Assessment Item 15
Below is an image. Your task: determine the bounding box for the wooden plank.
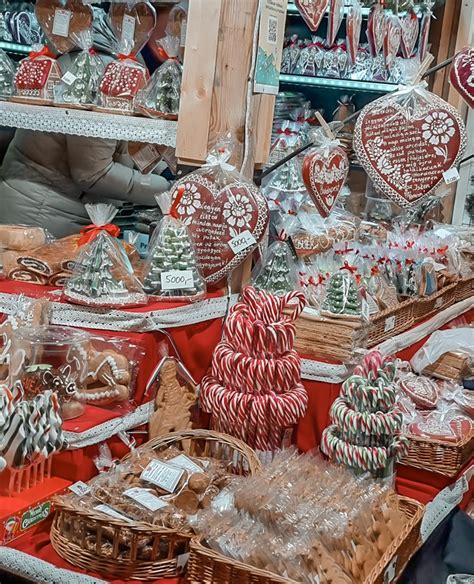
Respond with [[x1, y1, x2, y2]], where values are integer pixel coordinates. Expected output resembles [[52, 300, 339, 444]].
[[176, 0, 222, 164], [432, 0, 458, 98], [447, 0, 474, 111]]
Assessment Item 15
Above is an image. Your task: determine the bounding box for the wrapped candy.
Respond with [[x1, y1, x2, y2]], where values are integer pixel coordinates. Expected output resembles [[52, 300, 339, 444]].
[[143, 187, 206, 301], [13, 45, 62, 105], [64, 204, 147, 308], [136, 35, 182, 119], [0, 49, 15, 100]]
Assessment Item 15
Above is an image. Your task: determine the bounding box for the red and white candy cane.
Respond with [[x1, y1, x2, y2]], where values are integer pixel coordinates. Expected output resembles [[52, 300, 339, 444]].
[[321, 426, 390, 471]]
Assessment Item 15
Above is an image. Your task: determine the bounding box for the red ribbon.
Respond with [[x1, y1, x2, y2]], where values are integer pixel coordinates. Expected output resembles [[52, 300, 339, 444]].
[[277, 127, 297, 136], [371, 265, 380, 276], [79, 223, 120, 246], [118, 52, 137, 61], [29, 46, 55, 60], [437, 245, 448, 254], [340, 261, 357, 274], [157, 46, 179, 62], [170, 185, 185, 219], [89, 48, 97, 56]]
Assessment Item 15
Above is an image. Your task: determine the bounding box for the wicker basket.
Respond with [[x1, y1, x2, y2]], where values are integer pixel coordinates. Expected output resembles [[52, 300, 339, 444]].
[[456, 274, 474, 302], [413, 282, 458, 323], [400, 430, 474, 478], [51, 430, 261, 581], [367, 298, 415, 347], [187, 496, 423, 584]]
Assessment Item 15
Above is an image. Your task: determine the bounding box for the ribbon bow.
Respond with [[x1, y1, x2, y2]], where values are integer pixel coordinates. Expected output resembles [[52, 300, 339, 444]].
[[29, 46, 55, 60], [117, 52, 137, 62], [170, 185, 185, 219], [340, 261, 357, 274], [157, 46, 179, 62], [79, 223, 120, 246]]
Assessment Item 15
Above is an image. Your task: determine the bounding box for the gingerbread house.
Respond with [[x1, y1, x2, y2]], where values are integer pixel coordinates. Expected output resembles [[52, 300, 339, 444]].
[[13, 56, 62, 105], [96, 59, 149, 115]]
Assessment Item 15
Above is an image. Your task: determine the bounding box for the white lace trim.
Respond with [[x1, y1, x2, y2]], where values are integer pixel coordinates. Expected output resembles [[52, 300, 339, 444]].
[[300, 359, 348, 383], [0, 101, 177, 146], [0, 547, 106, 584], [0, 293, 236, 332], [64, 402, 153, 448]]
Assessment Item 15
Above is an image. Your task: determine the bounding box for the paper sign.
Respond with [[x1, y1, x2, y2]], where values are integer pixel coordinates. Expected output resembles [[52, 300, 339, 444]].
[[180, 19, 187, 47], [361, 298, 370, 322], [94, 504, 132, 523], [384, 555, 397, 583], [228, 230, 257, 255], [61, 71, 77, 86], [122, 14, 136, 46], [161, 270, 195, 291], [68, 481, 91, 496], [384, 315, 396, 332], [169, 454, 203, 474], [140, 459, 184, 493], [443, 167, 460, 184], [52, 9, 72, 37], [124, 487, 169, 512], [177, 552, 190, 573]]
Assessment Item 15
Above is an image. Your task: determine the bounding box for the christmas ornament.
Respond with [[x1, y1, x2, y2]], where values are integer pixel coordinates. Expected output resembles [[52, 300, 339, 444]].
[[169, 143, 269, 284], [321, 271, 362, 319], [64, 204, 147, 308], [294, 0, 329, 32], [450, 46, 474, 109], [367, 4, 384, 57], [109, 1, 156, 55], [383, 15, 402, 70], [401, 9, 419, 59], [354, 86, 467, 209], [346, 1, 362, 66], [35, 0, 93, 54], [327, 0, 344, 47], [143, 187, 206, 301], [0, 49, 15, 100]]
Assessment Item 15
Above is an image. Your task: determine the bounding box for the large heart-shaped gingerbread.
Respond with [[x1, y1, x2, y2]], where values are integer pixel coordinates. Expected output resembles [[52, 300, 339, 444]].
[[409, 412, 472, 442], [170, 175, 269, 283], [294, 0, 329, 32], [35, 0, 93, 54], [450, 46, 474, 109], [346, 3, 362, 65], [302, 146, 349, 218], [367, 4, 384, 57], [109, 2, 156, 55], [383, 15, 401, 70], [401, 9, 419, 59], [354, 90, 466, 208], [327, 0, 344, 47], [399, 376, 438, 409]]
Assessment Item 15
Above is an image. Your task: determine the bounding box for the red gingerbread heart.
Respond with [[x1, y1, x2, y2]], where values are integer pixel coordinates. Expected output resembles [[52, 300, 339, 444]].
[[383, 15, 401, 70], [170, 175, 269, 283], [35, 0, 93, 54], [302, 146, 349, 218], [401, 9, 419, 58], [346, 3, 362, 65], [450, 46, 474, 109], [109, 2, 156, 55], [418, 12, 431, 62], [294, 0, 329, 32], [354, 90, 466, 208], [327, 0, 344, 47], [399, 376, 438, 409], [409, 413, 472, 442], [367, 4, 384, 57]]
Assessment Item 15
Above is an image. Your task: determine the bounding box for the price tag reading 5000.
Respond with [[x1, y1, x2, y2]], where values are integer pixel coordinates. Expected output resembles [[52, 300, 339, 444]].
[[161, 270, 195, 291]]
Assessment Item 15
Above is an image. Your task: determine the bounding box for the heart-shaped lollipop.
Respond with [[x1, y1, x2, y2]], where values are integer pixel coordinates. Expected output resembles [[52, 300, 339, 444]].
[[35, 0, 93, 54], [109, 2, 156, 55]]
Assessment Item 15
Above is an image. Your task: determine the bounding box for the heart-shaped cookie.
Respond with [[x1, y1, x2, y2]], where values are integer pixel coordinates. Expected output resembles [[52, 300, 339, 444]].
[[302, 145, 349, 218], [346, 3, 362, 65], [450, 46, 474, 109], [383, 15, 401, 70], [399, 376, 438, 409], [401, 9, 419, 59], [327, 0, 344, 47], [409, 412, 472, 442], [109, 2, 156, 55], [418, 12, 431, 62], [294, 0, 329, 32], [354, 89, 466, 208], [35, 0, 93, 54], [170, 175, 269, 283], [367, 4, 384, 57]]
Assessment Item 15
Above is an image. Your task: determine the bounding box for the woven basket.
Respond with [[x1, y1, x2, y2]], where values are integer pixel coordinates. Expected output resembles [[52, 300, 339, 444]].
[[413, 282, 458, 323], [51, 430, 261, 581], [456, 274, 474, 302], [367, 298, 415, 347], [400, 430, 474, 478], [187, 496, 423, 584]]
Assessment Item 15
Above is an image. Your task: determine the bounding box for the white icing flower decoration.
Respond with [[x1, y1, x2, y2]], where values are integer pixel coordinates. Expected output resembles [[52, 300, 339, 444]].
[[222, 193, 253, 228], [421, 112, 455, 146], [178, 182, 202, 216]]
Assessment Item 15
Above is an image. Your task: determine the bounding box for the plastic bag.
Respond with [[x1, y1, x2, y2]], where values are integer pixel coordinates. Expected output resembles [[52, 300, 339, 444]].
[[64, 204, 147, 308], [136, 36, 182, 119], [143, 189, 206, 301], [411, 328, 474, 373], [54, 30, 105, 108], [0, 48, 16, 99]]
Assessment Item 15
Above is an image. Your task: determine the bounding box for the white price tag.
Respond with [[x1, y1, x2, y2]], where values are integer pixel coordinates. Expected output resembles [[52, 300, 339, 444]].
[[177, 552, 190, 573], [94, 504, 132, 523], [168, 454, 203, 474], [52, 9, 72, 37], [140, 460, 184, 493], [384, 555, 397, 583], [443, 167, 460, 185], [122, 14, 136, 45], [124, 487, 169, 512], [161, 269, 195, 291], [68, 481, 91, 496], [180, 19, 187, 47], [228, 230, 257, 255], [361, 298, 370, 322], [384, 315, 396, 332], [434, 297, 443, 309], [61, 71, 77, 86]]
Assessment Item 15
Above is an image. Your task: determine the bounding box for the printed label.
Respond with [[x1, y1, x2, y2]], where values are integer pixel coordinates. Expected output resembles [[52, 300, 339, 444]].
[[21, 502, 51, 530], [94, 504, 132, 523], [140, 459, 184, 493], [228, 230, 257, 255], [161, 270, 195, 291], [443, 167, 460, 184], [124, 487, 169, 512], [384, 315, 396, 332], [168, 454, 202, 474], [52, 9, 72, 37], [68, 481, 91, 497], [121, 14, 136, 46], [61, 71, 77, 86], [180, 19, 187, 47]]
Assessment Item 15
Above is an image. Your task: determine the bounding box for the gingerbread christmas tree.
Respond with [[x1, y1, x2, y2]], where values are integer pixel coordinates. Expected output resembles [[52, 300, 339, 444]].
[[321, 271, 362, 318]]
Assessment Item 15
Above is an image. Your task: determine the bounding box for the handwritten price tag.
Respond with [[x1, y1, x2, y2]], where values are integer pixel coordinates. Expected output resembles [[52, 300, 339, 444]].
[[61, 71, 77, 86], [141, 460, 184, 493], [52, 9, 72, 37], [124, 487, 169, 512], [443, 167, 460, 184], [94, 504, 132, 523], [384, 315, 396, 332], [68, 481, 91, 496], [121, 14, 136, 45], [361, 298, 370, 322], [228, 230, 257, 255], [161, 270, 195, 291]]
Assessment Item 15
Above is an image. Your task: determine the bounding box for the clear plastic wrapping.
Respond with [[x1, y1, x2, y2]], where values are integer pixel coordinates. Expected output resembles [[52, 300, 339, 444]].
[[13, 45, 62, 105], [0, 48, 15, 99], [35, 0, 93, 54]]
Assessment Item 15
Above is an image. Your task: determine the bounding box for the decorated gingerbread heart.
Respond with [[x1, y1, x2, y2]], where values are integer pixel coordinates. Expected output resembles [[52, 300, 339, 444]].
[[327, 0, 344, 47], [383, 15, 401, 70], [35, 0, 93, 54], [109, 1, 156, 55], [409, 412, 472, 442], [294, 0, 329, 32], [398, 376, 438, 409], [302, 145, 349, 218], [354, 88, 466, 208], [450, 46, 474, 109], [400, 9, 419, 59], [170, 175, 268, 283], [346, 2, 362, 65], [418, 12, 431, 62], [367, 4, 384, 57]]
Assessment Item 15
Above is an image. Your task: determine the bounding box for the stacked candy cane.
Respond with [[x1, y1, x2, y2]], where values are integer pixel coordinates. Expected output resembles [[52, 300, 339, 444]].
[[321, 350, 408, 476], [200, 287, 308, 456]]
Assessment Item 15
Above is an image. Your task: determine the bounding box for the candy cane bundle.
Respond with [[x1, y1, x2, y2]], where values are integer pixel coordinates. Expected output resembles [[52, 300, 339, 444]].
[[200, 287, 308, 457], [321, 350, 408, 476]]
